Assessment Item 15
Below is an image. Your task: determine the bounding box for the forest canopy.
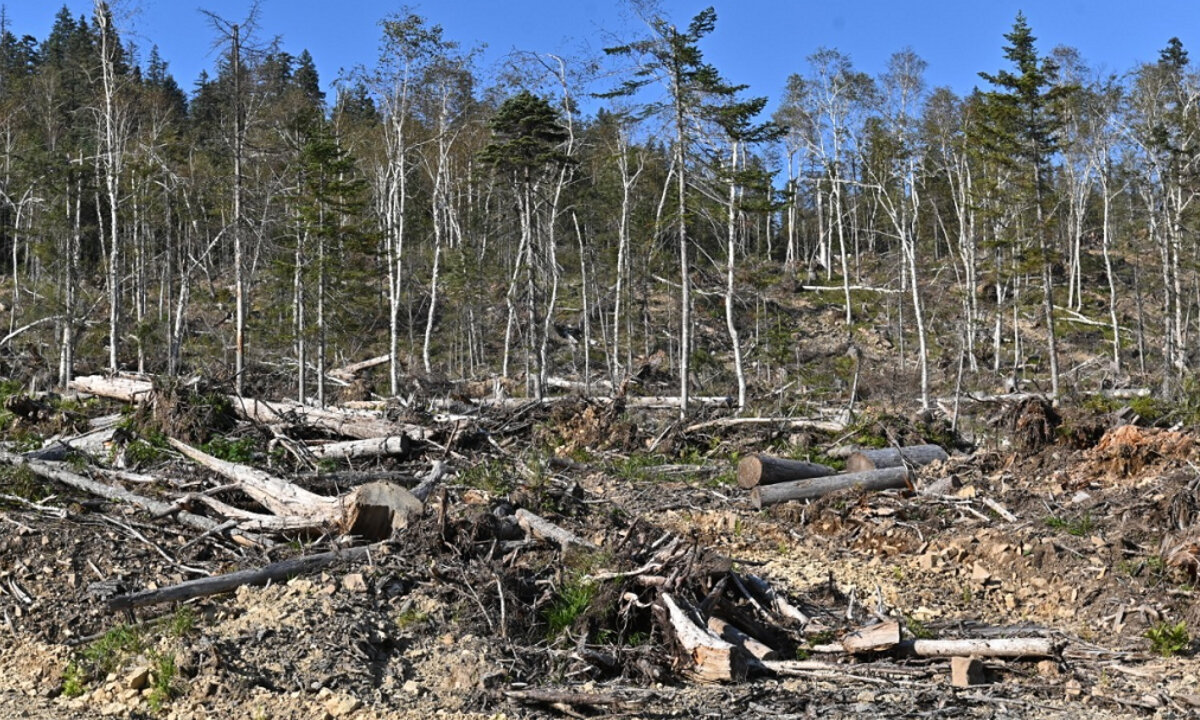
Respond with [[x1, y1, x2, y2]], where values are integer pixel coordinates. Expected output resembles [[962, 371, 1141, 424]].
[[0, 3, 1194, 412]]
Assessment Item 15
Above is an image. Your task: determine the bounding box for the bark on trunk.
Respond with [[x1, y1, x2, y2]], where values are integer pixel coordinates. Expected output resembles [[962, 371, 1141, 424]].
[[736, 453, 836, 489], [844, 444, 948, 473], [752, 467, 913, 508]]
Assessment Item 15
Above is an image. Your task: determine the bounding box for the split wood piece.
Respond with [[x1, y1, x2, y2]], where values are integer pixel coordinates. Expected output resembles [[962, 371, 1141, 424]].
[[307, 435, 412, 461], [707, 616, 778, 661], [660, 593, 747, 683], [106, 543, 378, 611], [741, 574, 809, 626], [901, 637, 1056, 658], [752, 466, 913, 508], [845, 444, 949, 473], [328, 354, 389, 381], [0, 450, 266, 546], [514, 508, 596, 549], [685, 417, 847, 434], [841, 619, 901, 654], [736, 453, 836, 489], [950, 656, 988, 686]]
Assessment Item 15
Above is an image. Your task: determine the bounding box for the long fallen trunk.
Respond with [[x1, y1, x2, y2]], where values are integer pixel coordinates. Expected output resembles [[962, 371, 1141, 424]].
[[845, 444, 948, 473], [752, 467, 913, 508], [686, 417, 847, 434], [169, 438, 339, 523], [106, 543, 377, 611], [900, 637, 1056, 658], [736, 453, 836, 489], [169, 438, 422, 539], [68, 375, 430, 442], [328, 354, 389, 381], [0, 450, 264, 545]]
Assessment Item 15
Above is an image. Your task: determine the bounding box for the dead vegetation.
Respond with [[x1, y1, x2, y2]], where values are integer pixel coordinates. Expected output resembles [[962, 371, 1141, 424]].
[[0, 371, 1198, 718]]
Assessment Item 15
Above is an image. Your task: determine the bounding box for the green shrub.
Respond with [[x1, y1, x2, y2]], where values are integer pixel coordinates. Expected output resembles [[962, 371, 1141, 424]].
[[1146, 620, 1190, 657]]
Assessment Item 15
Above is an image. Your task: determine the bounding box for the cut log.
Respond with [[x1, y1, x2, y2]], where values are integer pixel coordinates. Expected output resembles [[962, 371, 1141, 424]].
[[660, 593, 747, 682], [841, 620, 901, 654], [343, 482, 423, 539], [752, 467, 913, 508], [106, 543, 377, 611], [515, 508, 595, 549], [736, 453, 836, 489], [845, 444, 948, 473], [901, 637, 1056, 658], [307, 435, 412, 461], [707, 616, 778, 661], [169, 438, 420, 540]]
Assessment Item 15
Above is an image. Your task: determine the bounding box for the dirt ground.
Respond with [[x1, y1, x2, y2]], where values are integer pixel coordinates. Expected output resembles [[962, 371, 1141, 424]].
[[2, 390, 1200, 719]]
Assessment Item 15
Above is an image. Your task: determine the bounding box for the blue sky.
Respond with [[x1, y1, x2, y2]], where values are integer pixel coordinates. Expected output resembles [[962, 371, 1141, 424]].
[[6, 1, 1199, 111]]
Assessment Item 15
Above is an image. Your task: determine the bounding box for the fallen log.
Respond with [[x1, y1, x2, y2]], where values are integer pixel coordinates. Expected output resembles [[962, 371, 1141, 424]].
[[685, 417, 847, 434], [169, 438, 422, 539], [845, 444, 948, 473], [752, 466, 913, 508], [736, 453, 836, 489], [106, 543, 378, 611], [307, 435, 412, 461], [68, 375, 430, 442], [0, 450, 265, 546], [901, 637, 1056, 659], [515, 508, 595, 549], [328, 354, 388, 381], [168, 438, 338, 523], [23, 425, 118, 462], [659, 593, 747, 682], [740, 574, 809, 625]]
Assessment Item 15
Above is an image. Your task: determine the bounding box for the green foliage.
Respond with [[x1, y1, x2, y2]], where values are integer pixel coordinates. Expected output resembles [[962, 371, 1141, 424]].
[[1043, 512, 1094, 536], [395, 608, 429, 630], [201, 435, 258, 463], [160, 606, 197, 638], [78, 624, 143, 678], [61, 663, 86, 698], [1145, 620, 1190, 657], [146, 652, 178, 712], [0, 464, 49, 503], [545, 576, 597, 636], [458, 459, 514, 496], [611, 453, 661, 482]]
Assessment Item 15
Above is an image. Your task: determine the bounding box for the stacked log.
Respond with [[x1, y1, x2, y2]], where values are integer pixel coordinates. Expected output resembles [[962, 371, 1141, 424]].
[[743, 444, 948, 508]]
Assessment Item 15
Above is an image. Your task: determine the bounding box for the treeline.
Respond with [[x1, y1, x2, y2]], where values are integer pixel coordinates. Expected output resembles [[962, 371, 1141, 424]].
[[0, 4, 1195, 411]]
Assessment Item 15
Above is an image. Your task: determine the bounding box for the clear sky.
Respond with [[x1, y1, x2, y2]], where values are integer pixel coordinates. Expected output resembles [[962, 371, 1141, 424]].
[[5, 1, 1200, 112]]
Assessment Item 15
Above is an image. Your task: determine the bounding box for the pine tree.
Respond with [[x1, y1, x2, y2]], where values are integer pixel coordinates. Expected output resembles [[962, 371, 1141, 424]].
[[976, 12, 1073, 399]]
